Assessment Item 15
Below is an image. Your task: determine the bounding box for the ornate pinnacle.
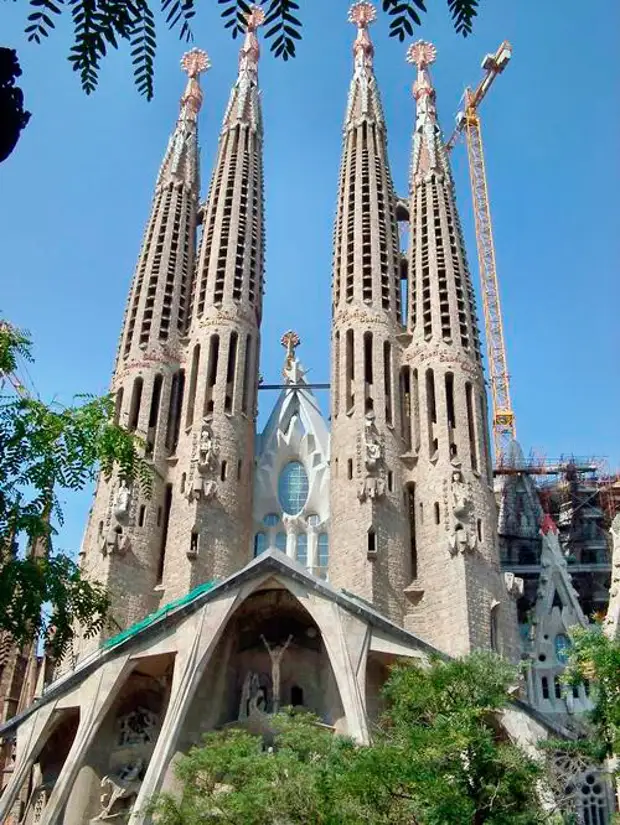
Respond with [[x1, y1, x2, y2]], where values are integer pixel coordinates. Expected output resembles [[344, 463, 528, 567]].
[[348, 1, 376, 27], [406, 40, 437, 70], [239, 4, 264, 71], [281, 330, 300, 359], [281, 331, 303, 384], [181, 48, 210, 78], [180, 48, 210, 117], [349, 2, 376, 66], [245, 4, 265, 32]]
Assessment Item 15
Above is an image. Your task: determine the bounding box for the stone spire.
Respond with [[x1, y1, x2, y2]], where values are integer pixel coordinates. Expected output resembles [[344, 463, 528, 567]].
[[400, 42, 518, 658], [120, 48, 208, 361], [525, 515, 590, 714], [163, 6, 266, 596], [76, 51, 208, 649], [328, 3, 408, 623], [192, 5, 265, 319]]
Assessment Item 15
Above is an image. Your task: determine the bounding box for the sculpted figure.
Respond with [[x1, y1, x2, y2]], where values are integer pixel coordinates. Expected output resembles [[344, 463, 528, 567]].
[[363, 412, 382, 472], [198, 419, 217, 471], [261, 634, 293, 714], [451, 467, 469, 521], [99, 760, 143, 819], [113, 482, 132, 521]]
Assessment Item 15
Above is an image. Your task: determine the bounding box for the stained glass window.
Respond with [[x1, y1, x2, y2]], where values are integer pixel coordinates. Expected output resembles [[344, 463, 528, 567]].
[[275, 531, 287, 552], [254, 533, 266, 557], [263, 513, 280, 527], [296, 533, 308, 566], [555, 633, 571, 664], [318, 533, 329, 574], [278, 461, 309, 515]]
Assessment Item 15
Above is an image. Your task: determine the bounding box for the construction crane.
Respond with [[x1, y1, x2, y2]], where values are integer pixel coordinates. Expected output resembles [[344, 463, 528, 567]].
[[445, 41, 514, 468]]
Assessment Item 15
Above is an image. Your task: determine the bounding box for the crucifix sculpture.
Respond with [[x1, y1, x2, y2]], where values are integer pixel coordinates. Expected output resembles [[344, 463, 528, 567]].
[[260, 633, 293, 713]]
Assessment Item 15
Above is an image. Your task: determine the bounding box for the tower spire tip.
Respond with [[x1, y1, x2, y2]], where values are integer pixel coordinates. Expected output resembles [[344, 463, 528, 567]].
[[406, 40, 437, 69], [349, 1, 376, 66], [348, 1, 376, 27], [181, 48, 210, 78]]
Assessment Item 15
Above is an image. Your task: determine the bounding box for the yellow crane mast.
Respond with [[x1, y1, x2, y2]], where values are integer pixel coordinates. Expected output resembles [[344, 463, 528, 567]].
[[446, 41, 514, 467]]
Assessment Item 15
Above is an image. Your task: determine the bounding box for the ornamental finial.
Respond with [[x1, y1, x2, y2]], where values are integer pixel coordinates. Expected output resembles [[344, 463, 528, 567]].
[[349, 2, 376, 66], [407, 41, 437, 109], [239, 4, 264, 71], [181, 48, 210, 78], [281, 330, 300, 361], [245, 4, 265, 32], [180, 48, 210, 117], [406, 40, 437, 70]]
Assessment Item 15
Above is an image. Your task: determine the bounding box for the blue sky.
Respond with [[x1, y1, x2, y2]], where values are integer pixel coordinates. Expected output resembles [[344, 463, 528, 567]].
[[2, 0, 619, 556]]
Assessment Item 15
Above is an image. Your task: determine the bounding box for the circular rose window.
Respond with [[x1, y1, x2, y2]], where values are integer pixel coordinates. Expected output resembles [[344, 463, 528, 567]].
[[278, 461, 309, 515]]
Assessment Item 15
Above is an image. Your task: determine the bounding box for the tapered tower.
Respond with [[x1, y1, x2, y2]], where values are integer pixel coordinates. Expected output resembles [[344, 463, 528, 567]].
[[401, 42, 518, 657], [328, 3, 408, 623], [164, 6, 266, 594], [78, 49, 209, 640]]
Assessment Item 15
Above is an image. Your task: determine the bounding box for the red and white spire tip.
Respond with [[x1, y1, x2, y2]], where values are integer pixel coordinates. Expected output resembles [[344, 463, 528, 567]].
[[406, 40, 437, 102], [348, 1, 376, 67], [180, 48, 210, 118], [239, 4, 265, 72]]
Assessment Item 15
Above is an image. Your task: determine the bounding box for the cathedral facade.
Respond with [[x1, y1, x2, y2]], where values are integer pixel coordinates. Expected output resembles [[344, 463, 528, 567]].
[[0, 4, 613, 823]]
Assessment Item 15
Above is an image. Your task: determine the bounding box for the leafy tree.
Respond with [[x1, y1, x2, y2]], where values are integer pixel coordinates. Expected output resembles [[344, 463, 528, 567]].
[[0, 320, 151, 657], [153, 652, 550, 824], [0, 48, 30, 163]]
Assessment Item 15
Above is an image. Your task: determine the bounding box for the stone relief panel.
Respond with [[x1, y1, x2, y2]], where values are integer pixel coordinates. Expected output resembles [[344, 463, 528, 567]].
[[188, 419, 219, 502], [446, 461, 477, 556], [357, 412, 387, 502]]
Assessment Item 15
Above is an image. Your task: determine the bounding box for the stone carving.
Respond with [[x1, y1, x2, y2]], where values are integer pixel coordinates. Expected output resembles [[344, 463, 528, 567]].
[[113, 482, 132, 521], [98, 759, 144, 820], [357, 477, 386, 502], [261, 634, 293, 714], [363, 412, 382, 472], [447, 463, 477, 556], [117, 707, 159, 747], [189, 419, 219, 501], [198, 420, 217, 470], [101, 527, 131, 557], [238, 672, 267, 720], [504, 571, 524, 599]]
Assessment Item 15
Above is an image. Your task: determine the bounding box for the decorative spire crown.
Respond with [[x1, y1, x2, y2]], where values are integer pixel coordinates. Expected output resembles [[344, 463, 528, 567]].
[[349, 1, 376, 67], [180, 48, 210, 118], [239, 5, 265, 72], [281, 330, 305, 384], [406, 40, 437, 104]]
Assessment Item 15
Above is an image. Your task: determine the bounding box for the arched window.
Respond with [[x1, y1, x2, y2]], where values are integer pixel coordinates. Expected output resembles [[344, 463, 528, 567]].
[[275, 532, 287, 553], [278, 461, 309, 515], [318, 533, 329, 573], [296, 533, 308, 566], [263, 513, 280, 527], [554, 633, 571, 665], [254, 533, 267, 557]]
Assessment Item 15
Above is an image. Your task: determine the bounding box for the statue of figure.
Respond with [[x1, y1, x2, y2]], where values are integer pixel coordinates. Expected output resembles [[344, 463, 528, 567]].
[[260, 634, 293, 714], [99, 760, 143, 819], [102, 527, 120, 556], [113, 482, 132, 521], [448, 523, 476, 556], [198, 419, 216, 471], [451, 467, 469, 521], [364, 412, 382, 472], [238, 672, 267, 720]]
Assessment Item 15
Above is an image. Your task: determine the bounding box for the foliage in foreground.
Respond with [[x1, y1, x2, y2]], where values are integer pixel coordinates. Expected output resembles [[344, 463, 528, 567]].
[[153, 653, 549, 824], [7, 0, 479, 102], [0, 321, 151, 657]]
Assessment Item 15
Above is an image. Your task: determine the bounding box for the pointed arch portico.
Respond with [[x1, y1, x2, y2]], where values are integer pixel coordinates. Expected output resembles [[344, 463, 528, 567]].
[[0, 551, 437, 823]]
